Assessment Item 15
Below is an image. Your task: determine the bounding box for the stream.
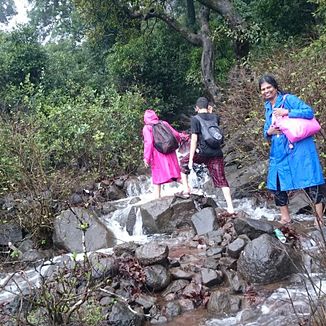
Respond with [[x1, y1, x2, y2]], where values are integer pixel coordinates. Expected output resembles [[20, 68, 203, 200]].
[[1, 174, 325, 325]]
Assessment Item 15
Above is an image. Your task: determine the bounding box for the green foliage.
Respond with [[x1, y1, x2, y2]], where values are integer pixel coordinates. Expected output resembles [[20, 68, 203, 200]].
[[0, 0, 16, 24], [33, 86, 144, 174], [106, 22, 201, 116], [247, 0, 317, 37], [0, 26, 47, 85]]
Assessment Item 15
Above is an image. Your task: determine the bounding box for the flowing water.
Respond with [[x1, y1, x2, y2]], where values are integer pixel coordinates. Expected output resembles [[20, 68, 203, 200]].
[[1, 174, 325, 325]]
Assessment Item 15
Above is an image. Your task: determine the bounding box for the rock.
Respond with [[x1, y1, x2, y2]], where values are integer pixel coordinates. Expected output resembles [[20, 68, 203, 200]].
[[169, 267, 193, 280], [206, 246, 224, 257], [105, 184, 125, 200], [191, 207, 219, 235], [0, 223, 22, 245], [135, 242, 169, 266], [53, 207, 116, 253], [200, 268, 223, 287], [224, 270, 246, 293], [164, 301, 182, 318], [207, 291, 231, 314], [177, 298, 195, 312], [113, 241, 140, 256], [108, 302, 144, 326], [227, 238, 247, 259], [139, 197, 197, 234], [144, 264, 171, 291], [134, 294, 157, 311], [89, 252, 118, 279], [162, 279, 189, 297], [21, 249, 44, 262], [233, 217, 274, 240], [237, 233, 300, 284]]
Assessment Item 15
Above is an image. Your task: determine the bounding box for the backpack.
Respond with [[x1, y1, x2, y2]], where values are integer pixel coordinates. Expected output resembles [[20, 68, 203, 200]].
[[194, 115, 223, 149], [151, 121, 179, 154]]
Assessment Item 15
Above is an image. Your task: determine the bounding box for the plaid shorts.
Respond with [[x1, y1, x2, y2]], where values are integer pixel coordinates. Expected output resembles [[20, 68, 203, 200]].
[[180, 153, 229, 188]]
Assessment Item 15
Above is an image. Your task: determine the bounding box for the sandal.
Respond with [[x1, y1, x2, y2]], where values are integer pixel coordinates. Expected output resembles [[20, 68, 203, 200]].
[[174, 191, 190, 199]]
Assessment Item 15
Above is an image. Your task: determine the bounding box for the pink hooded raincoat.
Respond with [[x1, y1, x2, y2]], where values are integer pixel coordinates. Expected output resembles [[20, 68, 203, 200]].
[[143, 110, 181, 185]]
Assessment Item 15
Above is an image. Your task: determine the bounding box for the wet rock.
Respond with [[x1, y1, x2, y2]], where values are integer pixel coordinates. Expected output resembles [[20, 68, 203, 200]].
[[203, 257, 220, 269], [134, 294, 157, 311], [21, 249, 44, 262], [135, 242, 169, 266], [227, 237, 247, 259], [155, 199, 197, 233], [177, 298, 195, 312], [207, 291, 231, 314], [53, 207, 116, 252], [169, 267, 193, 280], [144, 264, 171, 291], [150, 315, 168, 324], [201, 268, 223, 287], [113, 241, 140, 257], [89, 252, 118, 279], [237, 233, 300, 284], [219, 256, 238, 270], [206, 246, 224, 257], [108, 301, 144, 326], [162, 279, 189, 297], [17, 239, 34, 252], [207, 230, 224, 244], [164, 301, 182, 318], [0, 223, 22, 245], [191, 207, 219, 235], [233, 217, 274, 240], [105, 184, 126, 200], [224, 270, 246, 293], [182, 279, 202, 299]]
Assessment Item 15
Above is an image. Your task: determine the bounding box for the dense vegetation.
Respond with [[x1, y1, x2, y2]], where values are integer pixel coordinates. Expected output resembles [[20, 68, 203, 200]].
[[0, 0, 326, 245]]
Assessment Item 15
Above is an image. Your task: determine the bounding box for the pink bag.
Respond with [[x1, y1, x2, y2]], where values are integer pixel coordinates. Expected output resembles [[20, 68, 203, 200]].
[[275, 116, 321, 143], [274, 94, 321, 143]]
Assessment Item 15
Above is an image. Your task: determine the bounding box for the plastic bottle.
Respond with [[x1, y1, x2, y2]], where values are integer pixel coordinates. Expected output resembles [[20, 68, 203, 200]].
[[274, 228, 286, 243]]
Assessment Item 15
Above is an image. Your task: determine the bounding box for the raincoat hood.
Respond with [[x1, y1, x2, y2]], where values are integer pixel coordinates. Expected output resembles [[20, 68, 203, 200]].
[[144, 109, 159, 125]]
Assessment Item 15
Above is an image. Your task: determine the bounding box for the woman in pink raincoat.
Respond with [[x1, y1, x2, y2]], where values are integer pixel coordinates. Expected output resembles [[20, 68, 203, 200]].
[[143, 109, 184, 199]]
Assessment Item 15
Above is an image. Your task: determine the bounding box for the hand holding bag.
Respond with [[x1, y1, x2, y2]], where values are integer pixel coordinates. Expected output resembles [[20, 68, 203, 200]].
[[274, 95, 321, 143]]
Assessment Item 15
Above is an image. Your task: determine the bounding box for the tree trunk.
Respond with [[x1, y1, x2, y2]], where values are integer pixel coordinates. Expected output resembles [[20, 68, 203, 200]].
[[198, 7, 220, 102]]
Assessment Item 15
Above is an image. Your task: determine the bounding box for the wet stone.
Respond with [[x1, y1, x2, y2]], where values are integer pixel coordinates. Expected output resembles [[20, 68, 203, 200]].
[[169, 267, 193, 280], [201, 268, 223, 287], [144, 264, 171, 292], [135, 242, 169, 266], [227, 237, 246, 259]]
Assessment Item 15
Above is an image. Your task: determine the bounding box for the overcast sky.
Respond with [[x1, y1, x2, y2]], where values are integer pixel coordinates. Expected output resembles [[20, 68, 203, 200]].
[[0, 0, 29, 31]]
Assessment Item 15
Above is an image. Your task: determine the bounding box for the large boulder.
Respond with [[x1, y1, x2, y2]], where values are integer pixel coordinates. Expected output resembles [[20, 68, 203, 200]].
[[233, 217, 274, 240], [191, 207, 218, 235], [53, 207, 116, 252], [237, 233, 300, 284], [0, 223, 22, 245]]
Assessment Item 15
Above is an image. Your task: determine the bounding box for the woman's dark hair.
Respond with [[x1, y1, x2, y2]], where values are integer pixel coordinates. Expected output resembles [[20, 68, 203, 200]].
[[258, 74, 283, 93]]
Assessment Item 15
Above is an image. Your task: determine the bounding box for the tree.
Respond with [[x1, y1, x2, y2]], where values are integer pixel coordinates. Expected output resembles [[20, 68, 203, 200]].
[[0, 0, 16, 24], [73, 0, 249, 103]]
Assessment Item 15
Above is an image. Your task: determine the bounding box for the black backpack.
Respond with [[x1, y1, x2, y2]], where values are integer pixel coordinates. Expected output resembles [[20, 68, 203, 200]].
[[194, 115, 223, 149], [152, 121, 179, 154]]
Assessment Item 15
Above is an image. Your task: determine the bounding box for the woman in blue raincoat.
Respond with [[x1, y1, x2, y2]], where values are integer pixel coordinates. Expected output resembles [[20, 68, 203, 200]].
[[259, 75, 325, 227]]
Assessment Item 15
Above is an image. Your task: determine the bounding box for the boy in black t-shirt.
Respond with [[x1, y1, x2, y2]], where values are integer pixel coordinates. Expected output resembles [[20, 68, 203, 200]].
[[177, 97, 235, 215]]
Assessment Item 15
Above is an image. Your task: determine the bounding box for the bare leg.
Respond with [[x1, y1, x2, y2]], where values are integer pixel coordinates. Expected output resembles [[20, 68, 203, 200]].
[[221, 187, 234, 214], [279, 205, 291, 224], [314, 202, 324, 227], [180, 172, 191, 194], [153, 184, 161, 199]]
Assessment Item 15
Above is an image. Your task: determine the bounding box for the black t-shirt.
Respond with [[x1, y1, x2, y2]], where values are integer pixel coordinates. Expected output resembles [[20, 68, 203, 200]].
[[190, 113, 223, 158]]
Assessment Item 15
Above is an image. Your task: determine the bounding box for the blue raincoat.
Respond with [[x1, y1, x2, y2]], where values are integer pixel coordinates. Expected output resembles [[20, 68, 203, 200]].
[[263, 93, 324, 191]]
